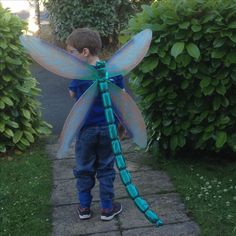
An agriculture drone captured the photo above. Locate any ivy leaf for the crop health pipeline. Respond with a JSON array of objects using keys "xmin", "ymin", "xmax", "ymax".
[
  {"xmin": 186, "ymin": 43, "xmax": 200, "ymax": 59},
  {"xmin": 216, "ymin": 131, "xmax": 227, "ymax": 148},
  {"xmin": 171, "ymin": 42, "xmax": 185, "ymax": 58}
]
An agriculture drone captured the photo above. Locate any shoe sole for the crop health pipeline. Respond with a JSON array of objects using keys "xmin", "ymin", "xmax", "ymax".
[
  {"xmin": 77, "ymin": 209, "xmax": 91, "ymax": 220},
  {"xmin": 101, "ymin": 206, "xmax": 123, "ymax": 221},
  {"xmin": 79, "ymin": 214, "xmax": 91, "ymax": 220}
]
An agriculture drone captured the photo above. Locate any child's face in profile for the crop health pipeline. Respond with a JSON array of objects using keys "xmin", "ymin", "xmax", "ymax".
[{"xmin": 66, "ymin": 45, "xmax": 87, "ymax": 62}]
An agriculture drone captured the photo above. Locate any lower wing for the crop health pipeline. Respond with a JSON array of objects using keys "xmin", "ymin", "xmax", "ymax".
[
  {"xmin": 57, "ymin": 81, "xmax": 98, "ymax": 158},
  {"xmin": 109, "ymin": 82, "xmax": 147, "ymax": 148}
]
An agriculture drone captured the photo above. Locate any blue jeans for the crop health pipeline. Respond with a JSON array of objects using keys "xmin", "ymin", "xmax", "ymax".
[{"xmin": 73, "ymin": 125, "xmax": 116, "ymax": 210}]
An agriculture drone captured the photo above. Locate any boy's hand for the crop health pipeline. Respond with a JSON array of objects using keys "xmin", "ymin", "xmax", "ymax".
[{"xmin": 69, "ymin": 90, "xmax": 76, "ymax": 98}]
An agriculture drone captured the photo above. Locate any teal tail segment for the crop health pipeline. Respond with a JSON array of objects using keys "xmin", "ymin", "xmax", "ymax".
[{"xmin": 96, "ymin": 61, "xmax": 163, "ymax": 227}]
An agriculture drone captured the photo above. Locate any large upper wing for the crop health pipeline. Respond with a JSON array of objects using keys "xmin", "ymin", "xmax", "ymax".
[
  {"xmin": 20, "ymin": 35, "xmax": 97, "ymax": 80},
  {"xmin": 57, "ymin": 81, "xmax": 98, "ymax": 158},
  {"xmin": 109, "ymin": 82, "xmax": 147, "ymax": 148},
  {"xmin": 106, "ymin": 29, "xmax": 152, "ymax": 77}
]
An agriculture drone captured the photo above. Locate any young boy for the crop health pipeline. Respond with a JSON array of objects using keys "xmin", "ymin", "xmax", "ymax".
[{"xmin": 66, "ymin": 28, "xmax": 123, "ymax": 221}]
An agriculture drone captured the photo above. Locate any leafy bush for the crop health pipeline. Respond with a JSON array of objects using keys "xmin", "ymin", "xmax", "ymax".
[
  {"xmin": 124, "ymin": 0, "xmax": 236, "ymax": 156},
  {"xmin": 0, "ymin": 5, "xmax": 51, "ymax": 153},
  {"xmin": 44, "ymin": 0, "xmax": 154, "ymax": 46}
]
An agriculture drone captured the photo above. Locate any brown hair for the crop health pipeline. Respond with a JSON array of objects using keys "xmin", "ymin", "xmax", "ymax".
[{"xmin": 66, "ymin": 28, "xmax": 102, "ymax": 55}]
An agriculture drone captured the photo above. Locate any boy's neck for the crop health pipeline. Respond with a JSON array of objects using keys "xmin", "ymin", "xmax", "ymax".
[{"xmin": 87, "ymin": 55, "xmax": 100, "ymax": 66}]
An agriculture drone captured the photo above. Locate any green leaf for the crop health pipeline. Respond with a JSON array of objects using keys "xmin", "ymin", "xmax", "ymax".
[
  {"xmin": 0, "ymin": 123, "xmax": 5, "ymax": 132},
  {"xmin": 178, "ymin": 134, "xmax": 186, "ymax": 147},
  {"xmin": 190, "ymin": 126, "xmax": 203, "ymax": 134},
  {"xmin": 170, "ymin": 135, "xmax": 178, "ymax": 151},
  {"xmin": 191, "ymin": 25, "xmax": 202, "ymax": 32},
  {"xmin": 0, "ymin": 144, "xmax": 6, "ymax": 153},
  {"xmin": 228, "ymin": 21, "xmax": 236, "ymax": 29},
  {"xmin": 2, "ymin": 75, "xmax": 12, "ymax": 82},
  {"xmin": 179, "ymin": 22, "xmax": 190, "ymax": 29},
  {"xmin": 6, "ymin": 120, "xmax": 19, "ymax": 128},
  {"xmin": 13, "ymin": 130, "xmax": 23, "ymax": 144},
  {"xmin": 186, "ymin": 43, "xmax": 200, "ymax": 59},
  {"xmin": 226, "ymin": 52, "xmax": 236, "ymax": 64},
  {"xmin": 20, "ymin": 138, "xmax": 30, "ymax": 146},
  {"xmin": 216, "ymin": 84, "xmax": 226, "ymax": 95},
  {"xmin": 2, "ymin": 96, "xmax": 14, "ymax": 106},
  {"xmin": 6, "ymin": 56, "xmax": 22, "ymax": 65},
  {"xmin": 22, "ymin": 109, "xmax": 31, "ymax": 119},
  {"xmin": 171, "ymin": 42, "xmax": 185, "ymax": 58},
  {"xmin": 140, "ymin": 57, "xmax": 158, "ymax": 73},
  {"xmin": 216, "ymin": 131, "xmax": 227, "ymax": 148},
  {"xmin": 200, "ymin": 77, "xmax": 211, "ymax": 88},
  {"xmin": 213, "ymin": 38, "xmax": 225, "ymax": 48},
  {"xmin": 230, "ymin": 34, "xmax": 236, "ymax": 43},
  {"xmin": 0, "ymin": 101, "xmax": 5, "ymax": 109},
  {"xmin": 213, "ymin": 96, "xmax": 221, "ymax": 111},
  {"xmin": 24, "ymin": 131, "xmax": 35, "ymax": 143},
  {"xmin": 4, "ymin": 128, "xmax": 14, "ymax": 138},
  {"xmin": 211, "ymin": 49, "xmax": 226, "ymax": 58},
  {"xmin": 202, "ymin": 85, "xmax": 214, "ymax": 96}
]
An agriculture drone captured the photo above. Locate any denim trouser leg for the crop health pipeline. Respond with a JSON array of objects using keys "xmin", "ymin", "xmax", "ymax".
[
  {"xmin": 73, "ymin": 128, "xmax": 97, "ymax": 208},
  {"xmin": 96, "ymin": 127, "xmax": 116, "ymax": 210},
  {"xmin": 73, "ymin": 126, "xmax": 116, "ymax": 209}
]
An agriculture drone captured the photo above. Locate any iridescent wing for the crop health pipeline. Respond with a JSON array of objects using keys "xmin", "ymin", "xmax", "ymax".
[
  {"xmin": 57, "ymin": 81, "xmax": 98, "ymax": 158},
  {"xmin": 106, "ymin": 29, "xmax": 152, "ymax": 77},
  {"xmin": 109, "ymin": 82, "xmax": 147, "ymax": 148},
  {"xmin": 20, "ymin": 35, "xmax": 97, "ymax": 80}
]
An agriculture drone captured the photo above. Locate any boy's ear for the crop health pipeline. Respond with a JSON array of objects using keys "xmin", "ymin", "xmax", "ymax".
[{"xmin": 82, "ymin": 48, "xmax": 90, "ymax": 57}]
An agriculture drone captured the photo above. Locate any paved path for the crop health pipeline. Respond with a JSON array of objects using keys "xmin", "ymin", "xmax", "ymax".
[{"xmin": 46, "ymin": 138, "xmax": 200, "ymax": 236}]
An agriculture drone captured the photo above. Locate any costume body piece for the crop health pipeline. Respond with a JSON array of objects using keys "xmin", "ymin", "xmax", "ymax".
[{"xmin": 20, "ymin": 29, "xmax": 163, "ymax": 226}]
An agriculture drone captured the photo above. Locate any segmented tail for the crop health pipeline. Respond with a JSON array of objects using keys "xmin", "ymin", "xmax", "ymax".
[{"xmin": 96, "ymin": 61, "xmax": 163, "ymax": 227}]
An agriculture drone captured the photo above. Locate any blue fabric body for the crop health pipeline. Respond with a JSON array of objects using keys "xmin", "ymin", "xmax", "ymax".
[
  {"xmin": 69, "ymin": 73, "xmax": 124, "ymax": 209},
  {"xmin": 69, "ymin": 75, "xmax": 124, "ymax": 127}
]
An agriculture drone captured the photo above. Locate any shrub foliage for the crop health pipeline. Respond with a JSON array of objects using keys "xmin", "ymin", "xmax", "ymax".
[
  {"xmin": 0, "ymin": 5, "xmax": 51, "ymax": 153},
  {"xmin": 125, "ymin": 0, "xmax": 236, "ymax": 155},
  {"xmin": 44, "ymin": 0, "xmax": 154, "ymax": 45}
]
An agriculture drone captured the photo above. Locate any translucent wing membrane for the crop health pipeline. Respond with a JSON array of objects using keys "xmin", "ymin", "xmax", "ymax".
[
  {"xmin": 107, "ymin": 29, "xmax": 152, "ymax": 77},
  {"xmin": 109, "ymin": 82, "xmax": 147, "ymax": 148},
  {"xmin": 57, "ymin": 81, "xmax": 98, "ymax": 158},
  {"xmin": 20, "ymin": 35, "xmax": 96, "ymax": 80}
]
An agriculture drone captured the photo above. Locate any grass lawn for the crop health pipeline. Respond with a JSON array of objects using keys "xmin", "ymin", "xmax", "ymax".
[
  {"xmin": 0, "ymin": 140, "xmax": 52, "ymax": 236},
  {"xmin": 143, "ymin": 150, "xmax": 236, "ymax": 236}
]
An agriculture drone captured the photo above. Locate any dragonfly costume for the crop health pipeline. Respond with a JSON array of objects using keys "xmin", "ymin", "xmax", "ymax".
[{"xmin": 20, "ymin": 29, "xmax": 163, "ymax": 226}]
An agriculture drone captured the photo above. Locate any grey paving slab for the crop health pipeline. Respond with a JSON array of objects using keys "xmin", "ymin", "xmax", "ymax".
[
  {"xmin": 118, "ymin": 193, "xmax": 189, "ymax": 229},
  {"xmin": 53, "ymin": 159, "xmax": 76, "ymax": 180},
  {"xmin": 52, "ymin": 157, "xmax": 152, "ymax": 181},
  {"xmin": 89, "ymin": 232, "xmax": 121, "ymax": 236},
  {"xmin": 122, "ymin": 221, "xmax": 200, "ymax": 236},
  {"xmin": 52, "ymin": 170, "xmax": 175, "ymax": 206},
  {"xmin": 52, "ymin": 204, "xmax": 120, "ymax": 236}
]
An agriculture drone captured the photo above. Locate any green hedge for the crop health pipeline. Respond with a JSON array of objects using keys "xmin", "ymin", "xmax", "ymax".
[
  {"xmin": 44, "ymin": 0, "xmax": 154, "ymax": 46},
  {"xmin": 0, "ymin": 5, "xmax": 51, "ymax": 153},
  {"xmin": 124, "ymin": 0, "xmax": 236, "ymax": 156}
]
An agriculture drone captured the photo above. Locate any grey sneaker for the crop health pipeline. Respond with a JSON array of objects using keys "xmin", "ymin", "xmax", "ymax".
[
  {"xmin": 77, "ymin": 206, "xmax": 91, "ymax": 220},
  {"xmin": 101, "ymin": 202, "xmax": 122, "ymax": 221}
]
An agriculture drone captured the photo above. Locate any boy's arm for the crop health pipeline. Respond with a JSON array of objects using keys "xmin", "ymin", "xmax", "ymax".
[
  {"xmin": 69, "ymin": 90, "xmax": 76, "ymax": 98},
  {"xmin": 68, "ymin": 79, "xmax": 80, "ymax": 100}
]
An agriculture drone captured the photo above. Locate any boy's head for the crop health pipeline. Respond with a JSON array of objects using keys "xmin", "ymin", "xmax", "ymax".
[{"xmin": 66, "ymin": 28, "xmax": 102, "ymax": 61}]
